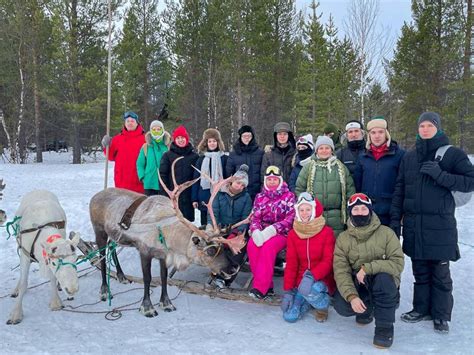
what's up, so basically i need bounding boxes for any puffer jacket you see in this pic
[284,224,336,295]
[226,128,264,200]
[295,156,355,236]
[390,132,474,261]
[261,135,296,183]
[333,214,404,302]
[249,182,296,236]
[106,125,146,193]
[136,132,170,190]
[209,187,253,233]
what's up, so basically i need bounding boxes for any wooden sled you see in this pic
[76,237,281,306]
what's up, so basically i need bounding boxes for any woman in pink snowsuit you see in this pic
[248,165,296,299]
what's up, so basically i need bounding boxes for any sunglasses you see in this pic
[265,166,281,177]
[348,193,372,207]
[123,111,138,120]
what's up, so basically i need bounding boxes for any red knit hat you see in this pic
[172,125,189,145]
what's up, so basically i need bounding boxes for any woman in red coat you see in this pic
[101,111,145,193]
[281,192,336,323]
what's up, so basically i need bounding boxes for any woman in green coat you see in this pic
[136,120,170,196]
[295,135,355,236]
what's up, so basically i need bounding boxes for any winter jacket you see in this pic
[249,182,296,236]
[336,139,366,176]
[353,142,405,225]
[390,132,474,261]
[136,132,170,190]
[159,142,199,221]
[261,131,296,183]
[288,155,312,192]
[333,214,404,302]
[284,225,336,295]
[295,157,355,236]
[226,129,264,200]
[106,125,145,193]
[191,153,229,212]
[209,187,253,233]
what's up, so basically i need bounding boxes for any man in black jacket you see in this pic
[336,120,366,176]
[390,112,474,334]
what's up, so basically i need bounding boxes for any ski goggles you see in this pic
[297,192,314,204]
[265,166,281,177]
[348,193,372,207]
[123,111,139,120]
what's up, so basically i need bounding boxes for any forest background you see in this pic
[0,0,472,164]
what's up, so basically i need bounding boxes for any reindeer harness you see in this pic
[18,220,66,263]
[118,196,147,230]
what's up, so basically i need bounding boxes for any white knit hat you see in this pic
[296,134,314,150]
[315,135,335,151]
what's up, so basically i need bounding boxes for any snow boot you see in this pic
[400,310,432,323]
[373,324,394,349]
[433,319,449,334]
[356,311,374,325]
[312,308,329,323]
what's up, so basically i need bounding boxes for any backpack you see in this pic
[435,145,472,208]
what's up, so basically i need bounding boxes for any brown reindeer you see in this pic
[89,158,246,317]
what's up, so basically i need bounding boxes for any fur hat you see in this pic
[172,125,190,146]
[273,122,292,133]
[417,111,441,130]
[233,164,249,187]
[197,128,225,153]
[315,135,335,152]
[366,116,391,149]
[296,134,314,151]
[295,192,323,222]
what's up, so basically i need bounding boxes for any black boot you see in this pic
[400,309,432,323]
[373,324,394,349]
[433,319,449,333]
[356,311,374,325]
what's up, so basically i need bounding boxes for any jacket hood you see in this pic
[170,141,195,156]
[416,131,450,162]
[345,213,382,241]
[145,131,171,146]
[121,125,145,137]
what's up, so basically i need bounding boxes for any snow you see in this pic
[0,152,473,354]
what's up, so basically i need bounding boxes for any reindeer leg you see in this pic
[112,249,130,284]
[159,259,176,312]
[139,255,158,317]
[7,255,30,325]
[49,273,63,311]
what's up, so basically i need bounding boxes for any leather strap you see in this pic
[118,196,147,230]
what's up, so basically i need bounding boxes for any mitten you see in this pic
[101,135,111,148]
[298,270,315,297]
[251,229,265,247]
[420,161,442,179]
[280,289,296,312]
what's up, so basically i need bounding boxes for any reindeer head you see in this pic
[41,231,80,296]
[0,179,6,225]
[159,158,248,279]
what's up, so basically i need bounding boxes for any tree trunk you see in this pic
[460,0,472,150]
[33,52,43,163]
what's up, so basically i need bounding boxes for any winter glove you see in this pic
[101,135,111,148]
[420,161,442,180]
[261,225,277,242]
[389,222,402,239]
[280,289,296,312]
[251,229,264,247]
[298,270,315,297]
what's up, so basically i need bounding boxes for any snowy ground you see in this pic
[0,152,473,354]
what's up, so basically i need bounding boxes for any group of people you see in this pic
[102,111,474,349]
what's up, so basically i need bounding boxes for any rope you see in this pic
[0,216,22,240]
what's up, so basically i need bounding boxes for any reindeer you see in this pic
[0,179,6,225]
[89,157,246,317]
[7,190,80,325]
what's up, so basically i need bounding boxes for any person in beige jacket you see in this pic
[333,193,404,349]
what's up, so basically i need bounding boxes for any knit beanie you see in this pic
[238,125,253,136]
[233,164,249,187]
[296,134,314,151]
[366,116,391,149]
[172,125,190,146]
[417,112,441,130]
[315,135,335,152]
[123,111,139,122]
[295,192,323,222]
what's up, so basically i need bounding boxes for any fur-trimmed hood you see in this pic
[145,131,171,146]
[197,128,225,154]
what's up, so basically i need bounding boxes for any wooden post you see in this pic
[104,0,113,189]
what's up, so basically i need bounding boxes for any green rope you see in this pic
[106,241,117,306]
[1,216,22,240]
[156,226,167,250]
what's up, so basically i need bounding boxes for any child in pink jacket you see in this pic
[248,165,296,299]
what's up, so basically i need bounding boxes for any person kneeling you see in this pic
[333,193,404,349]
[281,193,336,323]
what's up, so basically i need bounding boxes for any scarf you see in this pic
[307,156,347,225]
[293,216,326,239]
[200,151,224,190]
[370,143,389,161]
